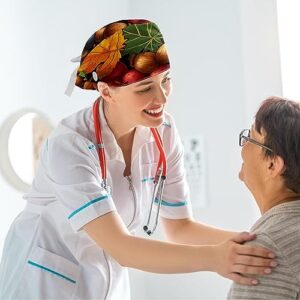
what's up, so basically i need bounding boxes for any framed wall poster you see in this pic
[182,135,206,208]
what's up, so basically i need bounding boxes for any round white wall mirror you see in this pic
[0,109,54,193]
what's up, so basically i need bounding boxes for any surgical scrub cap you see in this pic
[74,19,170,90]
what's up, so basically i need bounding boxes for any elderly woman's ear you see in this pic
[267,155,285,177]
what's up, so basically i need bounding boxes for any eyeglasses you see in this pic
[239,129,274,153]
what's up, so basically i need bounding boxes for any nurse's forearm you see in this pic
[161,218,237,245]
[84,211,215,274]
[84,212,275,280]
[119,235,215,273]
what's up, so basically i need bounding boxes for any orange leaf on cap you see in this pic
[79,30,125,78]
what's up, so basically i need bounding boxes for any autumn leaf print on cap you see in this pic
[75,19,170,90]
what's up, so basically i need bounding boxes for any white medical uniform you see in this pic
[0,98,192,299]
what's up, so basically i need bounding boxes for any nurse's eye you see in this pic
[137,86,152,93]
[162,77,171,84]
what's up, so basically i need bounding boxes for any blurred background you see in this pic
[0,0,298,299]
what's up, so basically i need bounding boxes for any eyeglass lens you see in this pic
[239,129,249,147]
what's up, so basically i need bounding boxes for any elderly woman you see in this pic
[228,96,300,299]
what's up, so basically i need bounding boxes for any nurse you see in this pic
[0,19,277,299]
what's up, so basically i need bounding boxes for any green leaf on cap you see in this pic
[122,22,163,56]
[79,71,87,79]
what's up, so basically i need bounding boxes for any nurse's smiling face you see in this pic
[98,70,172,129]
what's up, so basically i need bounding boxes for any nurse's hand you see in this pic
[212,231,277,285]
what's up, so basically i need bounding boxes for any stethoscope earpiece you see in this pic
[143,226,152,236]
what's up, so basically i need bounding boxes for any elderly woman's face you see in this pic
[239,124,269,192]
[106,70,172,128]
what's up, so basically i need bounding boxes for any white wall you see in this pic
[0,1,282,299]
[240,0,282,125]
[277,0,300,99]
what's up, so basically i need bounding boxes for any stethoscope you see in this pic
[92,99,167,235]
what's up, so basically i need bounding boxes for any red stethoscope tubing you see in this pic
[93,99,107,183]
[150,128,167,180]
[92,99,167,186]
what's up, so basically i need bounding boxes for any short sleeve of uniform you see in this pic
[46,133,116,232]
[157,115,193,219]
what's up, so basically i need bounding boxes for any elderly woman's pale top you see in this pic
[228,200,300,300]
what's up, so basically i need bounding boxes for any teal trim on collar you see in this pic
[154,198,187,207]
[27,260,76,284]
[68,195,109,219]
[162,121,171,128]
[142,177,155,183]
[88,144,96,150]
